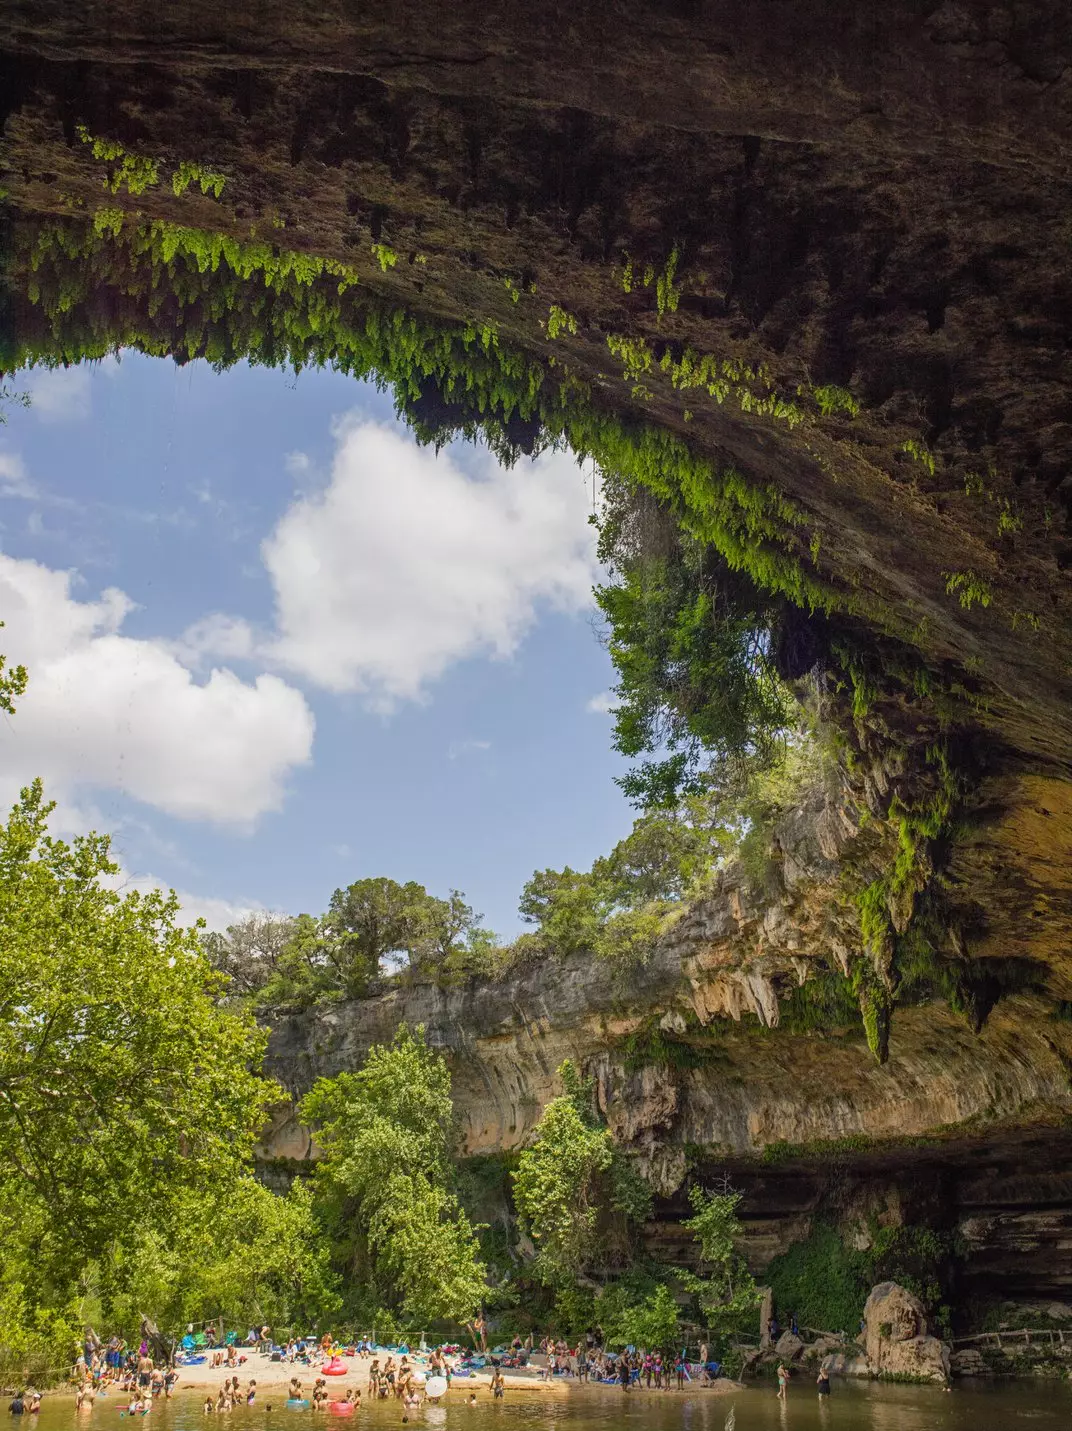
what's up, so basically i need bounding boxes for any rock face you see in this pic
[862,1282,951,1383]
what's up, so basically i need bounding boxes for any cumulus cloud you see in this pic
[586,691,617,715]
[0,554,314,828]
[119,871,261,932]
[254,420,601,706]
[25,366,93,423]
[0,453,37,500]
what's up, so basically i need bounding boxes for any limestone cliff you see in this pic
[259,750,1072,1300]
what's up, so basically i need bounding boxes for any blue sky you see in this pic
[0,354,631,935]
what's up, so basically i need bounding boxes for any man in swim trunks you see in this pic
[137,1353,153,1395]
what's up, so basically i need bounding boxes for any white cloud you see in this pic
[0,453,37,500]
[586,691,617,715]
[0,554,314,828]
[448,738,491,760]
[25,366,93,423]
[253,420,600,706]
[118,871,260,932]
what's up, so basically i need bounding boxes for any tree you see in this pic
[407,889,495,980]
[94,1176,341,1338]
[518,869,607,958]
[600,1282,680,1352]
[512,1059,632,1287]
[300,1025,487,1326]
[679,1182,759,1339]
[594,473,794,806]
[0,624,27,717]
[202,911,297,996]
[0,780,275,1265]
[328,877,435,981]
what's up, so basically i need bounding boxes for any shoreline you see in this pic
[58,1353,744,1402]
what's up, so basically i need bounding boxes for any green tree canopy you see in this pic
[600,1281,681,1353]
[512,1061,651,1287]
[679,1183,759,1339]
[594,474,794,806]
[300,1025,487,1326]
[93,1176,341,1340]
[202,910,297,996]
[0,780,274,1263]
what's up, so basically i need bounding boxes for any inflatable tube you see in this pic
[328,1405,353,1416]
[425,1377,448,1400]
[323,1359,347,1376]
[285,1399,309,1409]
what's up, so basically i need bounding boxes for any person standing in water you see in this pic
[777,1363,790,1400]
[816,1366,831,1396]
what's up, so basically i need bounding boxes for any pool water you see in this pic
[24,1380,1072,1431]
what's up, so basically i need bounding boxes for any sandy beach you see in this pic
[65,1351,742,1401]
[81,1353,565,1400]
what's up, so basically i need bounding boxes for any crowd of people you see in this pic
[532,1338,717,1390]
[70,1337,180,1416]
[1,1315,782,1415]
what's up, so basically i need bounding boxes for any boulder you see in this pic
[807,1336,842,1360]
[950,1348,987,1377]
[862,1282,951,1384]
[821,1351,869,1378]
[775,1331,805,1361]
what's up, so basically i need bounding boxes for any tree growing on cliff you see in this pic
[512,1061,651,1286]
[202,910,297,995]
[300,1024,487,1326]
[255,880,496,1007]
[679,1181,759,1339]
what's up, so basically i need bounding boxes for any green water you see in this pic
[25,1383,1072,1431]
